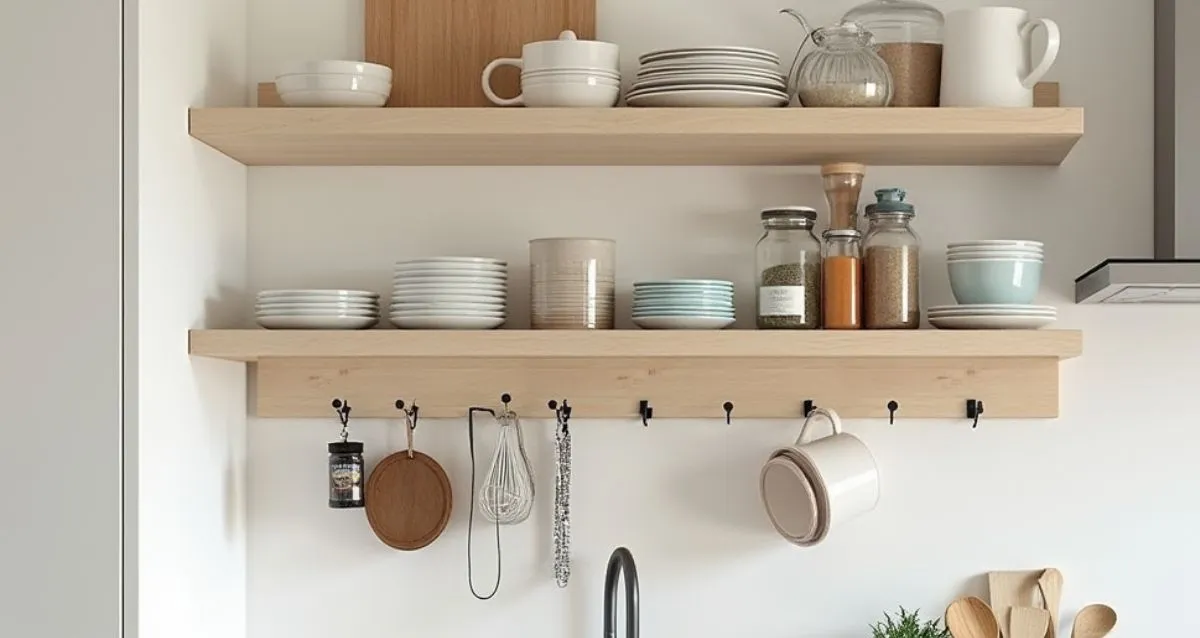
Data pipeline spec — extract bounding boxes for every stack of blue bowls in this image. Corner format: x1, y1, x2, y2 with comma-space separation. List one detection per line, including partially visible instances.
632, 279, 736, 330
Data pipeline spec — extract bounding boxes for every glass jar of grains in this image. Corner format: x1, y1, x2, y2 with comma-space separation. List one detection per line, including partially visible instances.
863, 188, 920, 329
842, 0, 944, 107
756, 207, 822, 329
822, 229, 863, 330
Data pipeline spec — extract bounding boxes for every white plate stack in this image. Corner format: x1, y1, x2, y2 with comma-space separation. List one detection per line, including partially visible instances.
274, 61, 392, 107
928, 305, 1058, 330
629, 47, 789, 107
255, 289, 380, 330
632, 279, 736, 329
390, 258, 508, 330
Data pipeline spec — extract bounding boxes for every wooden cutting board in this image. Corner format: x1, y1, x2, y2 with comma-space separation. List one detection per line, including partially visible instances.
366, 0, 596, 107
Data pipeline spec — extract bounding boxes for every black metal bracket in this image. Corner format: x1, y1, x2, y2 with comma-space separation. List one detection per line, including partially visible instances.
966, 399, 985, 428
395, 399, 420, 430
638, 400, 653, 426
802, 400, 816, 417
723, 402, 734, 424
887, 400, 899, 425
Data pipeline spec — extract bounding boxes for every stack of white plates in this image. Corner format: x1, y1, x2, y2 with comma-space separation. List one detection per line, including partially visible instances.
274, 60, 392, 107
390, 258, 507, 330
928, 304, 1057, 330
632, 279, 736, 329
256, 289, 380, 329
628, 47, 789, 107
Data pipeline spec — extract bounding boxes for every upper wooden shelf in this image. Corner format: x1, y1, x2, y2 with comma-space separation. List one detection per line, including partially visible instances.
188, 107, 1084, 167
189, 329, 1082, 362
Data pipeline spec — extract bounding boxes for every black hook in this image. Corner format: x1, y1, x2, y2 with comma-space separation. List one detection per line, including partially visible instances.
638, 400, 653, 427
966, 399, 984, 428
394, 399, 419, 429
331, 398, 351, 424
723, 402, 734, 425
887, 400, 899, 425
548, 399, 572, 432
501, 393, 512, 407
802, 400, 816, 417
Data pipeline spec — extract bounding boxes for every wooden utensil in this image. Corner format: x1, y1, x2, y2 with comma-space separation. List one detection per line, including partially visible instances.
1037, 568, 1064, 638
989, 570, 1043, 638
365, 425, 452, 550
1070, 604, 1116, 638
1010, 607, 1050, 638
366, 0, 595, 106
945, 597, 1000, 638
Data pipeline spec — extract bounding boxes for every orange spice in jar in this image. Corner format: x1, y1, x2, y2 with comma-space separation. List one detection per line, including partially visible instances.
822, 229, 863, 329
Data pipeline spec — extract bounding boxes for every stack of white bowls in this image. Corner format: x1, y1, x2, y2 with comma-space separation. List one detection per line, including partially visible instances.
255, 289, 380, 329
933, 240, 1055, 329
531, 238, 616, 329
275, 61, 392, 107
628, 47, 789, 107
632, 280, 736, 329
482, 30, 620, 107
390, 258, 507, 330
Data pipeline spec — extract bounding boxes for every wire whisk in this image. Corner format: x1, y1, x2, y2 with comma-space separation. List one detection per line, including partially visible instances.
478, 408, 535, 525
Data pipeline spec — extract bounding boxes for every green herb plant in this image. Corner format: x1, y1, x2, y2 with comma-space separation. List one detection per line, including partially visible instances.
869, 606, 951, 638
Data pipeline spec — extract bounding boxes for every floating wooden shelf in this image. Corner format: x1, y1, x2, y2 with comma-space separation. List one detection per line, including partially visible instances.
190, 329, 1082, 419
188, 107, 1084, 167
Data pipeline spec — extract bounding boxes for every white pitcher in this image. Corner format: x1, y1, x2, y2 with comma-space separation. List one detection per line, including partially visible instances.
940, 7, 1060, 107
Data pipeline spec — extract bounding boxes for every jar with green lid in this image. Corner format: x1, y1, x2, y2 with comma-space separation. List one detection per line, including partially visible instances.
863, 188, 921, 329
756, 207, 822, 329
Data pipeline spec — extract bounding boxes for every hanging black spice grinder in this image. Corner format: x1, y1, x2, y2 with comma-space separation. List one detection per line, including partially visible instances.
328, 399, 365, 509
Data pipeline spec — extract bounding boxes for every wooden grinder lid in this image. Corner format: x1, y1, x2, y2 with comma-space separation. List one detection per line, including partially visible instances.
365, 424, 452, 550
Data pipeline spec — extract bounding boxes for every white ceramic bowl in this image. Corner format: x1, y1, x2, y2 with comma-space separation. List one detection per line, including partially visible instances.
515, 31, 620, 72
278, 60, 393, 80
275, 73, 392, 96
521, 74, 620, 88
279, 89, 388, 107
948, 252, 1044, 261
521, 81, 621, 107
522, 68, 620, 81
947, 240, 1044, 249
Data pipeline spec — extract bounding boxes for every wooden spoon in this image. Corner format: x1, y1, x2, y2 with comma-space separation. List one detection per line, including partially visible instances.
1071, 604, 1117, 638
1010, 607, 1051, 638
946, 597, 1000, 638
1037, 568, 1064, 638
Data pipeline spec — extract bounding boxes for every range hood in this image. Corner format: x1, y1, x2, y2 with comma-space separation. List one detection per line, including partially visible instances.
1075, 0, 1200, 303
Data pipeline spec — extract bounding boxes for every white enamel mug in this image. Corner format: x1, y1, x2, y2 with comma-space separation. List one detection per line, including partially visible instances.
482, 30, 619, 106
761, 407, 879, 544
941, 7, 1060, 107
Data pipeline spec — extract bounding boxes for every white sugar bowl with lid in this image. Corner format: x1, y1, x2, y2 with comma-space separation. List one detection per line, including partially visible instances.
483, 30, 621, 107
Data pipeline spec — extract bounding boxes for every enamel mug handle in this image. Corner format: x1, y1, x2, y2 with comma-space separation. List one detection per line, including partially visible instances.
795, 407, 843, 445
1020, 18, 1060, 89
481, 57, 524, 106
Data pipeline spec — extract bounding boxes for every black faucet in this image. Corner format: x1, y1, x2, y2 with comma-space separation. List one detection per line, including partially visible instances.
603, 547, 639, 638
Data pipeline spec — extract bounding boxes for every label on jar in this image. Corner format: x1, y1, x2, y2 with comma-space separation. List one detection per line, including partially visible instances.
329, 461, 363, 502
759, 286, 806, 317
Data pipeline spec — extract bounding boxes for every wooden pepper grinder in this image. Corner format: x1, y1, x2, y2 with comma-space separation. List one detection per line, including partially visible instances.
821, 162, 866, 231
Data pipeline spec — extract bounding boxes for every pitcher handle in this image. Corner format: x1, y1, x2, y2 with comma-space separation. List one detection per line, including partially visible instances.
1020, 18, 1060, 89
795, 406, 843, 445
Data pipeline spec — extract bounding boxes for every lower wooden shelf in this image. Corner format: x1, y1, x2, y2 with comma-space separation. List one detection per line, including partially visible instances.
188, 329, 1082, 419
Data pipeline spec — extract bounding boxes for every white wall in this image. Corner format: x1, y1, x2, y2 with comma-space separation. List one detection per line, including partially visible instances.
242, 0, 1200, 636
0, 0, 122, 634
137, 0, 249, 634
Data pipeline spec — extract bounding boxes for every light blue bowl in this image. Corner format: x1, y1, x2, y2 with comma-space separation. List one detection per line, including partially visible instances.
633, 309, 735, 317
948, 258, 1042, 304
635, 279, 734, 288
636, 301, 735, 310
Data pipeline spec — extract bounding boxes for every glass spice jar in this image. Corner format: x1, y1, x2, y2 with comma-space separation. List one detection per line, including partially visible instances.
822, 229, 863, 330
863, 188, 920, 329
843, 0, 945, 107
756, 207, 823, 329
328, 441, 365, 508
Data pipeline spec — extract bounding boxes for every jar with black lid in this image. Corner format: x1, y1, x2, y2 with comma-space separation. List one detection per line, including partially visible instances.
756, 207, 823, 329
328, 441, 365, 508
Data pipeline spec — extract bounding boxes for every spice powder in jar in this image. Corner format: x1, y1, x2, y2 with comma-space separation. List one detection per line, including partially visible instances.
328, 441, 365, 508
822, 229, 863, 330
863, 188, 921, 329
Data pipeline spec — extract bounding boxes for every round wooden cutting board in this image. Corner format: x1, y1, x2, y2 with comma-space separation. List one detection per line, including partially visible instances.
365, 450, 453, 550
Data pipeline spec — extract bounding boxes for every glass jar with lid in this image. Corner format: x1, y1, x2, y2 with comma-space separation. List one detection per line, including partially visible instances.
791, 21, 893, 107
822, 229, 863, 330
756, 207, 822, 330
863, 188, 920, 329
843, 0, 944, 106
